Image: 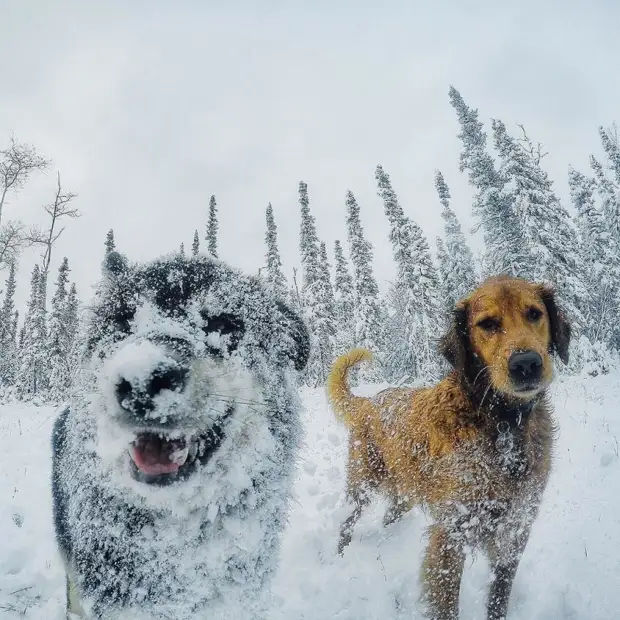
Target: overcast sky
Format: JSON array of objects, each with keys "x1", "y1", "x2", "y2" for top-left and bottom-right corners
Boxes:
[{"x1": 1, "y1": 0, "x2": 619, "y2": 310}]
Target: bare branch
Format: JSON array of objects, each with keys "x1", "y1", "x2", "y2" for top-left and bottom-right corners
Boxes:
[
  {"x1": 0, "y1": 135, "x2": 50, "y2": 226},
  {"x1": 516, "y1": 123, "x2": 548, "y2": 165},
  {"x1": 0, "y1": 220, "x2": 27, "y2": 270},
  {"x1": 29, "y1": 172, "x2": 80, "y2": 281}
]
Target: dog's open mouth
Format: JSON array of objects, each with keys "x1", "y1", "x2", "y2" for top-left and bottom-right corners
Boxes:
[
  {"x1": 130, "y1": 434, "x2": 190, "y2": 476},
  {"x1": 127, "y1": 407, "x2": 234, "y2": 484}
]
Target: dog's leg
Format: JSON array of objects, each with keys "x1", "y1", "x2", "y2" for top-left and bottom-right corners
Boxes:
[
  {"x1": 485, "y1": 525, "x2": 531, "y2": 620},
  {"x1": 337, "y1": 485, "x2": 370, "y2": 555},
  {"x1": 420, "y1": 525, "x2": 465, "y2": 620},
  {"x1": 338, "y1": 438, "x2": 375, "y2": 555},
  {"x1": 382, "y1": 494, "x2": 413, "y2": 527}
]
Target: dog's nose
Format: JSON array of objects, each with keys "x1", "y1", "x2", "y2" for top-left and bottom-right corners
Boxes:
[
  {"x1": 508, "y1": 351, "x2": 543, "y2": 388},
  {"x1": 116, "y1": 365, "x2": 188, "y2": 413}
]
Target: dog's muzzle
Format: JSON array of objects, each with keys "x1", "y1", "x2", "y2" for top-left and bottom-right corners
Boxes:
[
  {"x1": 115, "y1": 363, "x2": 189, "y2": 416},
  {"x1": 508, "y1": 350, "x2": 543, "y2": 392}
]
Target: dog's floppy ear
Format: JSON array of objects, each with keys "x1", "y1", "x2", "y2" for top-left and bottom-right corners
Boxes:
[
  {"x1": 538, "y1": 284, "x2": 571, "y2": 364},
  {"x1": 439, "y1": 300, "x2": 470, "y2": 372},
  {"x1": 275, "y1": 300, "x2": 310, "y2": 371}
]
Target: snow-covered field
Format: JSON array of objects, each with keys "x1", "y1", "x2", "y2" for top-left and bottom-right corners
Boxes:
[{"x1": 1, "y1": 373, "x2": 619, "y2": 619}]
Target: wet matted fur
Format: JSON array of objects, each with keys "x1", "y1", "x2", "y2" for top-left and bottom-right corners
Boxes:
[
  {"x1": 52, "y1": 252, "x2": 309, "y2": 620},
  {"x1": 327, "y1": 276, "x2": 570, "y2": 620}
]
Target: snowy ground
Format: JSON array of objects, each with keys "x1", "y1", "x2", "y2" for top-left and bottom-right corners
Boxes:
[{"x1": 1, "y1": 373, "x2": 619, "y2": 619}]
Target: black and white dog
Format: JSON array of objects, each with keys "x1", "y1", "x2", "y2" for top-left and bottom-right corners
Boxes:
[{"x1": 52, "y1": 251, "x2": 309, "y2": 619}]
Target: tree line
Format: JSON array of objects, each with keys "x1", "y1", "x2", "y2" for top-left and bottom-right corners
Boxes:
[{"x1": 1, "y1": 85, "x2": 618, "y2": 402}]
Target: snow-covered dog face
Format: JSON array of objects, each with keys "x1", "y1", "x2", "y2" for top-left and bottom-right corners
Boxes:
[{"x1": 85, "y1": 252, "x2": 309, "y2": 490}]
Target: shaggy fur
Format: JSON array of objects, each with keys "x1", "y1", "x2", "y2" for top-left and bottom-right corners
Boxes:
[
  {"x1": 327, "y1": 276, "x2": 570, "y2": 620},
  {"x1": 52, "y1": 252, "x2": 309, "y2": 620}
]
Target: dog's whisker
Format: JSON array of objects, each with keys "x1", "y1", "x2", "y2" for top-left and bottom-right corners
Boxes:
[{"x1": 472, "y1": 365, "x2": 490, "y2": 387}]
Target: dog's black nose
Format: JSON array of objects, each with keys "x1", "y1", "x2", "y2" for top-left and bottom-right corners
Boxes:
[
  {"x1": 116, "y1": 365, "x2": 188, "y2": 414},
  {"x1": 508, "y1": 351, "x2": 543, "y2": 388}
]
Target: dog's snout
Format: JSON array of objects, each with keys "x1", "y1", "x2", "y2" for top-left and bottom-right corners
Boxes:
[
  {"x1": 116, "y1": 365, "x2": 188, "y2": 413},
  {"x1": 148, "y1": 366, "x2": 187, "y2": 395},
  {"x1": 508, "y1": 350, "x2": 543, "y2": 388}
]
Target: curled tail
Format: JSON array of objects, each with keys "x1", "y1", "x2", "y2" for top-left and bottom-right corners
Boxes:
[{"x1": 326, "y1": 348, "x2": 373, "y2": 429}]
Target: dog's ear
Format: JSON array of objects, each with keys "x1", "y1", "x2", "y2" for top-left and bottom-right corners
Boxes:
[
  {"x1": 439, "y1": 300, "x2": 469, "y2": 372},
  {"x1": 538, "y1": 284, "x2": 571, "y2": 364},
  {"x1": 275, "y1": 300, "x2": 310, "y2": 371}
]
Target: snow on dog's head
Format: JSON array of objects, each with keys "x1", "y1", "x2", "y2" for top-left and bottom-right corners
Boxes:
[{"x1": 84, "y1": 251, "x2": 309, "y2": 502}]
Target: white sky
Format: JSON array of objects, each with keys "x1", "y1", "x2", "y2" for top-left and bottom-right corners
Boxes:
[{"x1": 1, "y1": 0, "x2": 619, "y2": 310}]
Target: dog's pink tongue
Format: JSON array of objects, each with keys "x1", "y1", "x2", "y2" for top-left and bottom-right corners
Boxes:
[{"x1": 130, "y1": 434, "x2": 188, "y2": 476}]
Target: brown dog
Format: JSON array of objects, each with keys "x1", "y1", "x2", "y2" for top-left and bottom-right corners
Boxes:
[{"x1": 327, "y1": 276, "x2": 570, "y2": 620}]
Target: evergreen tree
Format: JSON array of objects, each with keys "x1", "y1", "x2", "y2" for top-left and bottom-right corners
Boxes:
[
  {"x1": 264, "y1": 203, "x2": 288, "y2": 300},
  {"x1": 47, "y1": 258, "x2": 74, "y2": 402},
  {"x1": 309, "y1": 241, "x2": 337, "y2": 385},
  {"x1": 434, "y1": 171, "x2": 477, "y2": 313},
  {"x1": 298, "y1": 182, "x2": 326, "y2": 386},
  {"x1": 375, "y1": 165, "x2": 417, "y2": 289},
  {"x1": 105, "y1": 229, "x2": 116, "y2": 255},
  {"x1": 0, "y1": 261, "x2": 18, "y2": 388},
  {"x1": 179, "y1": 243, "x2": 185, "y2": 256},
  {"x1": 298, "y1": 182, "x2": 321, "y2": 294},
  {"x1": 345, "y1": 190, "x2": 383, "y2": 382},
  {"x1": 449, "y1": 86, "x2": 530, "y2": 277},
  {"x1": 333, "y1": 240, "x2": 355, "y2": 354},
  {"x1": 569, "y1": 167, "x2": 619, "y2": 345},
  {"x1": 206, "y1": 195, "x2": 219, "y2": 258},
  {"x1": 598, "y1": 124, "x2": 620, "y2": 185},
  {"x1": 192, "y1": 230, "x2": 200, "y2": 257},
  {"x1": 16, "y1": 264, "x2": 48, "y2": 399},
  {"x1": 374, "y1": 165, "x2": 442, "y2": 382},
  {"x1": 590, "y1": 155, "x2": 620, "y2": 243},
  {"x1": 64, "y1": 282, "x2": 81, "y2": 385},
  {"x1": 492, "y1": 120, "x2": 588, "y2": 330},
  {"x1": 436, "y1": 237, "x2": 449, "y2": 282}
]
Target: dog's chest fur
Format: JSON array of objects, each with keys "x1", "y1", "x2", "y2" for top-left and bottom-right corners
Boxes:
[
  {"x1": 371, "y1": 376, "x2": 554, "y2": 530},
  {"x1": 53, "y1": 389, "x2": 298, "y2": 620}
]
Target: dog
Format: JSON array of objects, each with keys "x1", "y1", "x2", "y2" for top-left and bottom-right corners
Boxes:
[
  {"x1": 327, "y1": 275, "x2": 570, "y2": 620},
  {"x1": 52, "y1": 251, "x2": 309, "y2": 620}
]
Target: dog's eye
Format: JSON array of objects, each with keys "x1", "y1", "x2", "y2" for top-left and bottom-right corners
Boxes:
[
  {"x1": 202, "y1": 313, "x2": 244, "y2": 335},
  {"x1": 477, "y1": 317, "x2": 500, "y2": 332},
  {"x1": 200, "y1": 312, "x2": 245, "y2": 352},
  {"x1": 527, "y1": 307, "x2": 543, "y2": 322}
]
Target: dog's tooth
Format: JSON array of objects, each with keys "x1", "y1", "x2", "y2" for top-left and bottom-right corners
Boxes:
[{"x1": 170, "y1": 446, "x2": 189, "y2": 465}]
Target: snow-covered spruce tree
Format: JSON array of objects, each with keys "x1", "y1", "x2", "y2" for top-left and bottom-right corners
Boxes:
[
  {"x1": 206, "y1": 194, "x2": 219, "y2": 258},
  {"x1": 298, "y1": 182, "x2": 321, "y2": 295},
  {"x1": 374, "y1": 165, "x2": 442, "y2": 382},
  {"x1": 434, "y1": 170, "x2": 477, "y2": 313},
  {"x1": 192, "y1": 230, "x2": 200, "y2": 257},
  {"x1": 375, "y1": 165, "x2": 417, "y2": 288},
  {"x1": 345, "y1": 190, "x2": 384, "y2": 382},
  {"x1": 598, "y1": 124, "x2": 620, "y2": 185},
  {"x1": 47, "y1": 258, "x2": 75, "y2": 402},
  {"x1": 448, "y1": 86, "x2": 531, "y2": 278},
  {"x1": 264, "y1": 203, "x2": 288, "y2": 300},
  {"x1": 64, "y1": 282, "x2": 81, "y2": 384},
  {"x1": 298, "y1": 181, "x2": 328, "y2": 386},
  {"x1": 436, "y1": 236, "x2": 449, "y2": 284},
  {"x1": 568, "y1": 167, "x2": 620, "y2": 348},
  {"x1": 589, "y1": 154, "x2": 620, "y2": 244},
  {"x1": 0, "y1": 261, "x2": 18, "y2": 390},
  {"x1": 332, "y1": 239, "x2": 355, "y2": 355},
  {"x1": 105, "y1": 229, "x2": 115, "y2": 255},
  {"x1": 179, "y1": 243, "x2": 185, "y2": 257},
  {"x1": 309, "y1": 241, "x2": 337, "y2": 385},
  {"x1": 16, "y1": 264, "x2": 48, "y2": 400},
  {"x1": 492, "y1": 120, "x2": 588, "y2": 332}
]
